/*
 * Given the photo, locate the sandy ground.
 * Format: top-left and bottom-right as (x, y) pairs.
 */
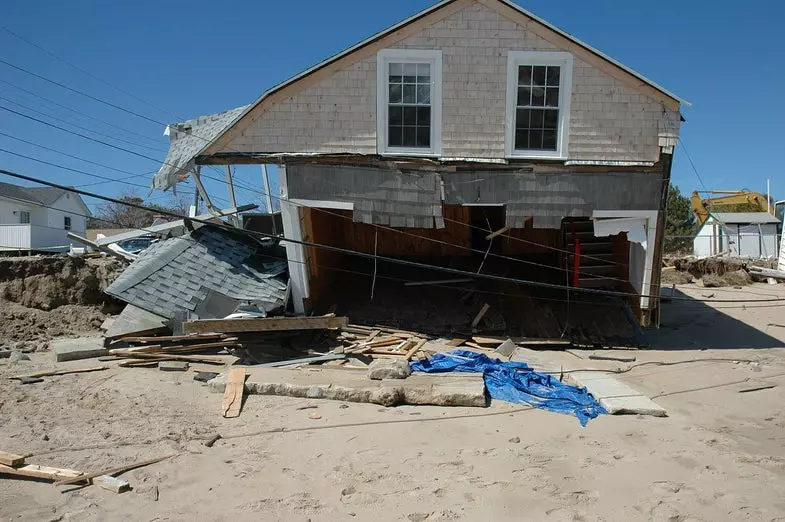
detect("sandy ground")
(2, 283), (785, 521)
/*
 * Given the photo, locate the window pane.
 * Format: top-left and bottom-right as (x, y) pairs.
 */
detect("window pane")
(402, 106), (417, 125)
(402, 84), (416, 103)
(389, 84), (402, 103)
(416, 106), (431, 126)
(416, 63), (430, 83)
(518, 65), (532, 86)
(416, 126), (430, 148)
(546, 66), (560, 86)
(416, 84), (431, 104)
(389, 125), (403, 147)
(529, 129), (544, 149)
(531, 109), (544, 129)
(403, 63), (417, 83)
(516, 108), (531, 129)
(545, 87), (559, 107)
(544, 109), (559, 129)
(531, 86), (545, 106)
(517, 86), (531, 107)
(402, 126), (416, 147)
(542, 130), (557, 150)
(389, 62), (403, 84)
(389, 106), (403, 126)
(514, 129), (530, 150)
(532, 66), (547, 86)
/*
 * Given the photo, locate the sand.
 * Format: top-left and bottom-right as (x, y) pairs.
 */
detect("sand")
(1, 283), (785, 521)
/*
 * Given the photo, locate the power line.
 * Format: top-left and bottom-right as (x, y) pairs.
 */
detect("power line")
(1, 26), (176, 118)
(0, 80), (166, 148)
(0, 57), (163, 126)
(0, 94), (169, 154)
(2, 166), (783, 305)
(0, 103), (639, 284)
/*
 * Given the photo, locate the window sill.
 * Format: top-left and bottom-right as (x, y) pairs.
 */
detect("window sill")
(380, 149), (440, 158)
(506, 153), (568, 161)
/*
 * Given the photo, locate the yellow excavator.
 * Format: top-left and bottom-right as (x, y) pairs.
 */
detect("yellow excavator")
(690, 190), (785, 226)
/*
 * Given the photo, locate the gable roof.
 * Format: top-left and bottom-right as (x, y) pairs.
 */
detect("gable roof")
(0, 181), (91, 215)
(194, 0), (687, 159)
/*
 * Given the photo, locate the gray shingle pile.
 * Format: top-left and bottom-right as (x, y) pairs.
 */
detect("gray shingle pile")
(105, 225), (287, 321)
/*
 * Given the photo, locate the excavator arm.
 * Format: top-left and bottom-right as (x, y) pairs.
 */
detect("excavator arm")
(690, 191), (771, 226)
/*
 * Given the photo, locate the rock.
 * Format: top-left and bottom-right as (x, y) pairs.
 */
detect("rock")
(0, 349), (11, 359)
(194, 371), (219, 383)
(159, 361), (189, 372)
(368, 359), (412, 380)
(136, 484), (159, 501)
(20, 377), (44, 384)
(408, 513), (431, 522)
(341, 486), (356, 496)
(508, 436), (520, 444)
(9, 350), (30, 363)
(309, 412), (322, 420)
(94, 475), (130, 493)
(339, 404), (349, 409)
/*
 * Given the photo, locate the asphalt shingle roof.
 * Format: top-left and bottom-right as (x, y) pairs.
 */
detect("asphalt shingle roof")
(151, 105), (249, 192)
(105, 225), (287, 320)
(0, 181), (71, 206)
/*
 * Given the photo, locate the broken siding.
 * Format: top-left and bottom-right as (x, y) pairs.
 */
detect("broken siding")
(221, 1), (678, 162)
(286, 164), (443, 228)
(443, 170), (663, 228)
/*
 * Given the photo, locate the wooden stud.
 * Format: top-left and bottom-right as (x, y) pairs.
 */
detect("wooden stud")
(471, 304), (490, 329)
(222, 368), (246, 418)
(405, 339), (428, 361)
(184, 315), (348, 334)
(0, 451), (25, 467)
(1, 463), (82, 482)
(53, 454), (176, 487)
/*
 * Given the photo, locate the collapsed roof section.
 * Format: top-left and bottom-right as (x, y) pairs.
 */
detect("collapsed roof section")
(152, 105), (249, 192)
(105, 225), (287, 321)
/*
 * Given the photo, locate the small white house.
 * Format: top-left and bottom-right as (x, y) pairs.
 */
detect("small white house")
(0, 181), (90, 253)
(693, 212), (780, 259)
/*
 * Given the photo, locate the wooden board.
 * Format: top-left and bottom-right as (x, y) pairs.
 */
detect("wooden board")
(446, 338), (467, 347)
(11, 366), (108, 380)
(119, 333), (226, 343)
(184, 315), (348, 334)
(53, 454), (175, 486)
(405, 339), (428, 361)
(0, 463), (82, 481)
(222, 368), (246, 418)
(0, 451), (25, 467)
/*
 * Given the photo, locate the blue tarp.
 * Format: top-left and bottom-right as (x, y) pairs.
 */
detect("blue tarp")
(410, 350), (607, 426)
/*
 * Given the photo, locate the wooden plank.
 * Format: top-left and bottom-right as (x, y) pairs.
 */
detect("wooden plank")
(10, 366), (108, 380)
(446, 338), (467, 347)
(109, 339), (240, 356)
(471, 304), (490, 329)
(109, 353), (227, 364)
(404, 278), (473, 287)
(184, 315), (348, 334)
(0, 463), (82, 481)
(472, 336), (507, 346)
(119, 333), (226, 344)
(0, 451), (25, 467)
(465, 341), (493, 351)
(484, 226), (510, 241)
(365, 330), (381, 341)
(222, 368), (246, 418)
(254, 354), (345, 368)
(405, 339), (428, 361)
(53, 454), (176, 486)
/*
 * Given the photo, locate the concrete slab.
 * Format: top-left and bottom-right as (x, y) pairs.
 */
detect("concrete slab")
(207, 367), (486, 408)
(569, 371), (667, 417)
(159, 361), (189, 372)
(50, 338), (109, 363)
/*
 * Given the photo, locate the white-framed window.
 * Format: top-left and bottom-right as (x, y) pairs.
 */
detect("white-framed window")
(506, 51), (573, 159)
(19, 210), (30, 224)
(376, 49), (442, 156)
(63, 216), (72, 230)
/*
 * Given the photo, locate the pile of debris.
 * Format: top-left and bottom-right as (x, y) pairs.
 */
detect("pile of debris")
(662, 256), (780, 287)
(0, 255), (125, 349)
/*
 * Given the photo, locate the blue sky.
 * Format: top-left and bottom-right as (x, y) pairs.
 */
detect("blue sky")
(1, 0), (784, 218)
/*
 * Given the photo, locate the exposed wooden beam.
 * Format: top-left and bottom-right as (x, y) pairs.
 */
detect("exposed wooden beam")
(183, 315), (348, 334)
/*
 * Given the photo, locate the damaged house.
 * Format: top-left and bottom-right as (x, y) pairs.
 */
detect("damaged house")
(153, 0), (686, 344)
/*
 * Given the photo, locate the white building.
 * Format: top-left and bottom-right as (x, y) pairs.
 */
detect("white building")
(0, 181), (90, 253)
(693, 212), (780, 259)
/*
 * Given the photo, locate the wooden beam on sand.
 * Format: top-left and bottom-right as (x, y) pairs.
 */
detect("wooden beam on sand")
(52, 454), (176, 487)
(0, 451), (25, 467)
(222, 368), (246, 418)
(183, 315), (348, 334)
(1, 463), (82, 482)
